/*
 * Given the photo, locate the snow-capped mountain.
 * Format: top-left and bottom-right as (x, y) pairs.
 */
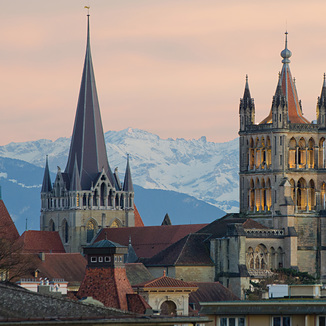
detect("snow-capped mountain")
(0, 128), (239, 213)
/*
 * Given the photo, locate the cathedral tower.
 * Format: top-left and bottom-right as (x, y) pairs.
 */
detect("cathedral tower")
(239, 33), (326, 280)
(40, 15), (135, 253)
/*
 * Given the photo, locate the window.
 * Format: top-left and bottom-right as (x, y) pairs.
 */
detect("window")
(272, 316), (290, 326)
(98, 256), (103, 262)
(220, 317), (245, 326)
(319, 316), (326, 326)
(91, 257), (97, 263)
(86, 220), (96, 243)
(105, 256), (111, 262)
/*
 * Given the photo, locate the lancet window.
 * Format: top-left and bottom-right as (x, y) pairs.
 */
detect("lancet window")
(248, 177), (272, 212)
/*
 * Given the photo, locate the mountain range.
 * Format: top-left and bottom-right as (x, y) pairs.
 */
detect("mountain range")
(0, 128), (239, 233)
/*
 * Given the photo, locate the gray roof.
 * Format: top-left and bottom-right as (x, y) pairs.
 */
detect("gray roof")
(123, 155), (134, 192)
(64, 15), (114, 190)
(41, 156), (52, 193)
(86, 239), (126, 249)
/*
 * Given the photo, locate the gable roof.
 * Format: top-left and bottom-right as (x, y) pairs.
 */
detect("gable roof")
(0, 200), (19, 242)
(17, 231), (65, 253)
(94, 224), (207, 259)
(134, 274), (198, 289)
(143, 233), (214, 267)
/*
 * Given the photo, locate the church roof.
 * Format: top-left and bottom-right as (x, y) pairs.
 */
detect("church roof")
(260, 32), (310, 125)
(17, 231), (65, 253)
(94, 224), (207, 259)
(64, 15), (114, 190)
(0, 199), (19, 243)
(125, 263), (154, 286)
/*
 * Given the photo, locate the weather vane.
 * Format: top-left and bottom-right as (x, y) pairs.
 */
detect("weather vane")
(84, 5), (90, 15)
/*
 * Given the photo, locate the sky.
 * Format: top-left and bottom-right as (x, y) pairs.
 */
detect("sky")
(1, 0), (326, 146)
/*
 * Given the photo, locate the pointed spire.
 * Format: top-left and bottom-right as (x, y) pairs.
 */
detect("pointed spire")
(65, 14), (115, 189)
(260, 32), (309, 124)
(70, 154), (82, 191)
(161, 213), (172, 226)
(123, 154), (134, 192)
(243, 74), (251, 99)
(41, 155), (52, 193)
(317, 73), (326, 111)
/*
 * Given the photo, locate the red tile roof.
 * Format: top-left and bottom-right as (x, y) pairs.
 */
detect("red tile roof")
(134, 275), (198, 289)
(17, 231), (65, 253)
(126, 293), (152, 314)
(243, 219), (268, 229)
(0, 200), (19, 242)
(95, 224), (207, 259)
(133, 205), (144, 227)
(77, 267), (134, 311)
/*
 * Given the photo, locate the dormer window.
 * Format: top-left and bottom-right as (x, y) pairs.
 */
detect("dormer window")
(91, 256), (97, 263)
(105, 256), (111, 262)
(98, 256), (103, 263)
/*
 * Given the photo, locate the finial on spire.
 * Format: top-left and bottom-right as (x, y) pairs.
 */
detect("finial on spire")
(281, 31), (292, 63)
(84, 6), (90, 16)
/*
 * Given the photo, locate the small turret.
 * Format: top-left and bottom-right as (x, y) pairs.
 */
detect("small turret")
(317, 73), (326, 127)
(123, 154), (134, 193)
(41, 155), (52, 193)
(239, 75), (255, 131)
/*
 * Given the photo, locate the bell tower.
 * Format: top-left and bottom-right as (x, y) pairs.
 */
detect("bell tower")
(40, 15), (135, 253)
(239, 32), (326, 280)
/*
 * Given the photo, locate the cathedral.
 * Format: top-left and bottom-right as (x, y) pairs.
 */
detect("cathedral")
(40, 15), (135, 253)
(239, 32), (326, 281)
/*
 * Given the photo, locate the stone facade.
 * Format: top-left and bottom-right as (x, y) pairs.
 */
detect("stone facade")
(238, 34), (326, 281)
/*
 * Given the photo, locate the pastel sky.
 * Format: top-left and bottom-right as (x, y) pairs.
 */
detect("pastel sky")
(1, 0), (326, 146)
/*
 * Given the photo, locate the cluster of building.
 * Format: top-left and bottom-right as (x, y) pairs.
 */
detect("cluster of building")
(1, 14), (326, 326)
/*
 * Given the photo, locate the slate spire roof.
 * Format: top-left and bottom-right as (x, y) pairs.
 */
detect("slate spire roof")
(317, 73), (326, 108)
(64, 14), (113, 190)
(41, 155), (52, 193)
(123, 154), (134, 192)
(260, 32), (310, 124)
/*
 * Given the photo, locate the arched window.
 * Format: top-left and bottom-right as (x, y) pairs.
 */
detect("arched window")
(247, 247), (254, 269)
(86, 220), (97, 243)
(62, 219), (69, 244)
(160, 300), (177, 316)
(298, 138), (306, 167)
(254, 244), (268, 270)
(249, 179), (255, 211)
(270, 247), (276, 269)
(266, 178), (272, 211)
(249, 138), (255, 170)
(319, 137), (326, 168)
(277, 247), (283, 268)
(49, 219), (55, 231)
(288, 138), (296, 168)
(308, 138), (315, 168)
(308, 180), (315, 211)
(289, 179), (295, 203)
(266, 136), (272, 168)
(255, 178), (261, 211)
(261, 179), (266, 211)
(321, 182), (326, 210)
(297, 178), (307, 210)
(100, 183), (107, 206)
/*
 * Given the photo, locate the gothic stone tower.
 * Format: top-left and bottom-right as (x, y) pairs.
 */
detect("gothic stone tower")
(239, 33), (326, 280)
(40, 15), (135, 253)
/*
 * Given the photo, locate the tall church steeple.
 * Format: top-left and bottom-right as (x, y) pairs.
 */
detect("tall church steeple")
(40, 14), (135, 253)
(65, 14), (114, 189)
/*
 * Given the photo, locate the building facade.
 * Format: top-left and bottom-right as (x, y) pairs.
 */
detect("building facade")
(239, 32), (326, 280)
(40, 15), (135, 253)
